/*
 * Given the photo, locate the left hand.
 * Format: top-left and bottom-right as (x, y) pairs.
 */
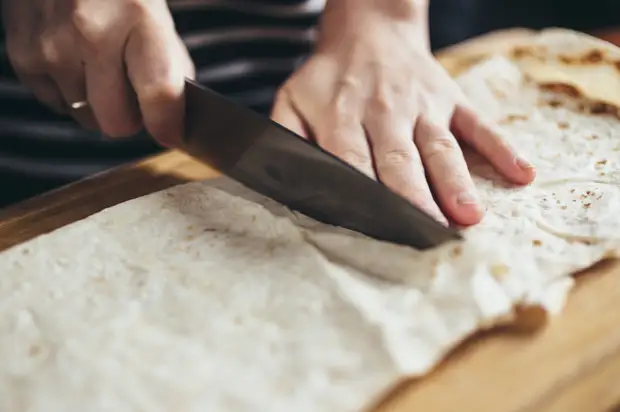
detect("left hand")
(271, 0), (536, 226)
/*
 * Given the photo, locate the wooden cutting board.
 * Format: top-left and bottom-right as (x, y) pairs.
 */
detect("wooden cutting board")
(1, 28), (619, 412)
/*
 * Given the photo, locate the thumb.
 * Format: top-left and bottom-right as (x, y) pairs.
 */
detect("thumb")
(270, 90), (308, 139)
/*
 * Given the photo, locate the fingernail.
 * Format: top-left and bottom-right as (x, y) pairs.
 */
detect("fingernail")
(515, 155), (535, 170)
(456, 192), (479, 205)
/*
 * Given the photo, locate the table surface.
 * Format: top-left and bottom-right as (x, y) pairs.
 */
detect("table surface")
(2, 28), (620, 412)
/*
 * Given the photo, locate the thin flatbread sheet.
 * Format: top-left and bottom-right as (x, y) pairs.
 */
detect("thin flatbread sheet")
(1, 30), (620, 412)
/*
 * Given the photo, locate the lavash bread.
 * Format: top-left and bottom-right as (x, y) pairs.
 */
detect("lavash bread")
(508, 28), (620, 114)
(0, 29), (619, 412)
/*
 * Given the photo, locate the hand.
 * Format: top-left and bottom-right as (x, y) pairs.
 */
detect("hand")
(271, 0), (536, 226)
(2, 0), (194, 146)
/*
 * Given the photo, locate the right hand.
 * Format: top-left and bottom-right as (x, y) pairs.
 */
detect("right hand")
(2, 0), (195, 146)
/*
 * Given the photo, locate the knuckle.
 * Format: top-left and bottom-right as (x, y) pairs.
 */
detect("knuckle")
(124, 0), (151, 18)
(332, 77), (362, 117)
(72, 5), (114, 44)
(332, 95), (356, 119)
(139, 80), (183, 103)
(424, 136), (460, 159)
(39, 33), (63, 68)
(340, 148), (372, 168)
(379, 149), (418, 167)
(368, 92), (393, 115)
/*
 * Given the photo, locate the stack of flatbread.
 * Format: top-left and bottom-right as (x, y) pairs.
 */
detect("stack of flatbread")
(1, 29), (619, 412)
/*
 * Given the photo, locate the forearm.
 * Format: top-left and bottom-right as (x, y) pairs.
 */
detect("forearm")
(318, 0), (430, 51)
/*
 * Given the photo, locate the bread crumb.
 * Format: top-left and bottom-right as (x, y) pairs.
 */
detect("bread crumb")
(571, 239), (594, 246)
(500, 114), (528, 124)
(557, 121), (569, 129)
(532, 239), (543, 246)
(490, 264), (510, 280)
(450, 246), (463, 257)
(29, 345), (41, 357)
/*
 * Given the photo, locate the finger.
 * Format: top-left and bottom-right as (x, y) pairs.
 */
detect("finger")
(365, 115), (447, 225)
(452, 102), (536, 185)
(416, 116), (483, 226)
(84, 49), (142, 138)
(125, 22), (194, 147)
(50, 61), (98, 130)
(315, 118), (375, 179)
(270, 90), (310, 139)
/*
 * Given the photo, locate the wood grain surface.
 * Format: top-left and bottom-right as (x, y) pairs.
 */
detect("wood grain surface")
(1, 28), (619, 412)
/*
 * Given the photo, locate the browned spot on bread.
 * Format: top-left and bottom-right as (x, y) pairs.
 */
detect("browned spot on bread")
(559, 55), (572, 64)
(511, 45), (547, 60)
(499, 114), (528, 124)
(490, 264), (509, 280)
(571, 238), (594, 246)
(539, 84), (620, 119)
(541, 83), (582, 98)
(557, 121), (569, 129)
(512, 46), (533, 59)
(582, 49), (604, 64)
(29, 345), (41, 357)
(590, 102), (620, 116)
(557, 49), (605, 65)
(450, 245), (463, 257)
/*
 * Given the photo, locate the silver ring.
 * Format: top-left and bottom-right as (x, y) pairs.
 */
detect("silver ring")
(70, 100), (89, 110)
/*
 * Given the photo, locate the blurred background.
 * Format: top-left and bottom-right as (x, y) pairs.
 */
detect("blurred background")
(429, 0), (620, 50)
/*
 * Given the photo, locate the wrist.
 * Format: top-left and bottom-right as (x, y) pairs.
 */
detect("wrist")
(328, 0), (428, 23)
(319, 0), (430, 51)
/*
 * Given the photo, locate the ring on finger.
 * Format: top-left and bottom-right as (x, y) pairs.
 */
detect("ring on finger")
(70, 100), (89, 110)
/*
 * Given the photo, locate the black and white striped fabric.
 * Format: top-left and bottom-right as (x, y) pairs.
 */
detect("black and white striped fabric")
(0, 0), (323, 206)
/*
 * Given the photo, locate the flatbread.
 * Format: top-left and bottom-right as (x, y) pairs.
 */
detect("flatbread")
(508, 28), (620, 113)
(1, 30), (619, 412)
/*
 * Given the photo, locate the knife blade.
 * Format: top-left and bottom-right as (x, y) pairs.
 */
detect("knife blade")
(181, 80), (461, 249)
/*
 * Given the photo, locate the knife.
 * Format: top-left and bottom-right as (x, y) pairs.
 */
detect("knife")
(181, 80), (461, 249)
